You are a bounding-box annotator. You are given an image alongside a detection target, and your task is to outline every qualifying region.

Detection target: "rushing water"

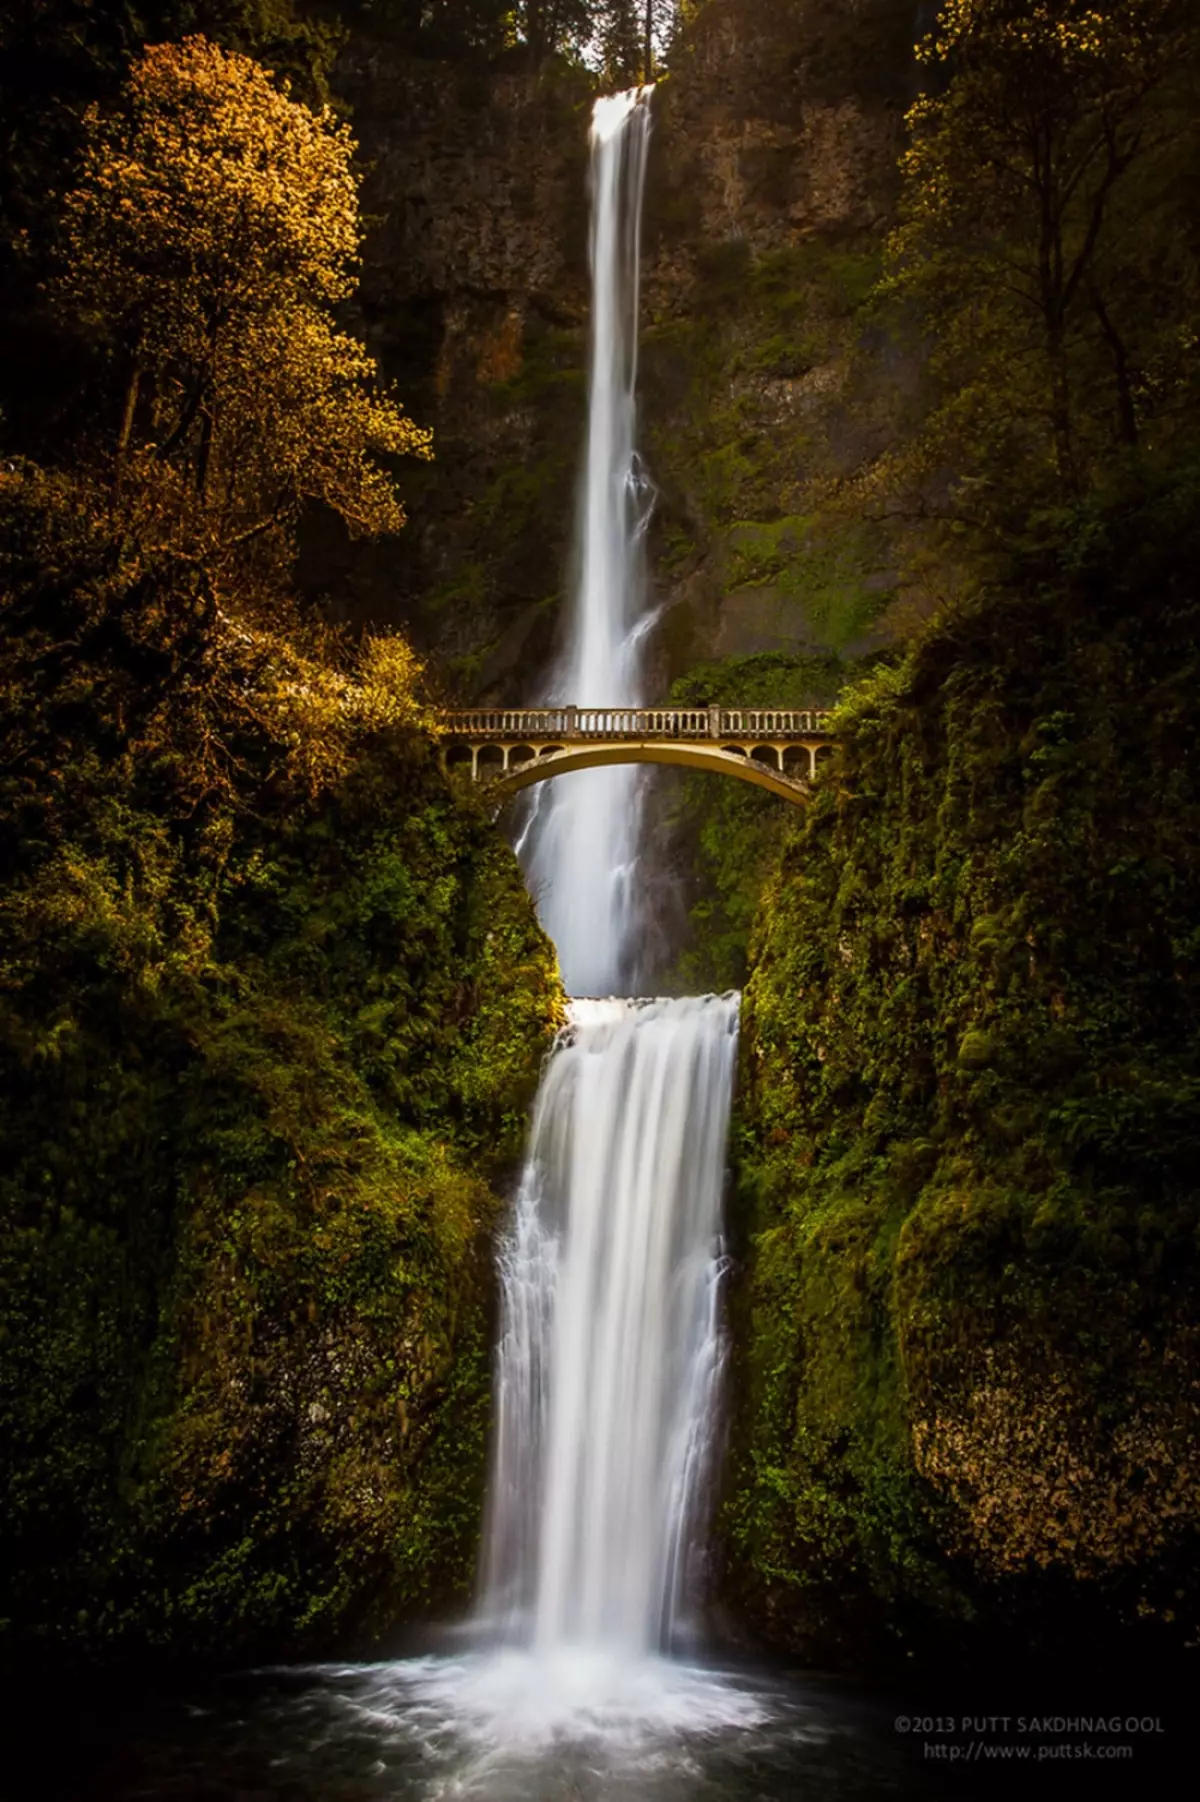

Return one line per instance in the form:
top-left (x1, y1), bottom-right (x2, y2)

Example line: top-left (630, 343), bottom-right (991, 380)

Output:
top-left (518, 87), bottom-right (656, 997)
top-left (364, 90), bottom-right (779, 1768)
top-left (480, 994), bottom-right (739, 1653)
top-left (408, 88), bottom-right (787, 1773)
top-left (23, 82), bottom-right (893, 1802)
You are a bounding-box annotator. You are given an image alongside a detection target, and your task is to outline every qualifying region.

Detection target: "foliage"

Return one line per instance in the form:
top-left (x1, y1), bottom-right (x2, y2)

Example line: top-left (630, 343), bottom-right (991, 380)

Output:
top-left (0, 20), bottom-right (561, 1664)
top-left (0, 7), bottom-right (342, 442)
top-left (0, 2), bottom-right (339, 221)
top-left (342, 2), bottom-right (668, 68)
top-left (633, 226), bottom-right (898, 995)
top-left (55, 37), bottom-right (431, 592)
top-left (724, 481), bottom-right (1200, 1661)
top-left (662, 653), bottom-right (847, 991)
top-left (591, 2), bottom-right (667, 80)
top-left (879, 0), bottom-right (1200, 547)
top-left (0, 467), bottom-right (562, 1666)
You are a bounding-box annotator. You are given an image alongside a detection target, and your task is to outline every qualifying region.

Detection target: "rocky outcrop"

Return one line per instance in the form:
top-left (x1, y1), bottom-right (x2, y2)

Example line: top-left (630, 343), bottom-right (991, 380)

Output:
top-left (305, 43), bottom-right (592, 681)
top-left (637, 2), bottom-right (919, 676)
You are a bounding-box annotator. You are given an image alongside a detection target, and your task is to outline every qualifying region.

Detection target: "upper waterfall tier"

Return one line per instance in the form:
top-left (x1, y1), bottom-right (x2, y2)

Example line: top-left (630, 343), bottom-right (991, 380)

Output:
top-left (518, 87), bottom-right (655, 998)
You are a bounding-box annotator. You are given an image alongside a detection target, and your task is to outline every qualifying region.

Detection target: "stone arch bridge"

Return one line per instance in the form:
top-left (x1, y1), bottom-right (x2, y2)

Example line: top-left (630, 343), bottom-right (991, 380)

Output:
top-left (439, 706), bottom-right (836, 804)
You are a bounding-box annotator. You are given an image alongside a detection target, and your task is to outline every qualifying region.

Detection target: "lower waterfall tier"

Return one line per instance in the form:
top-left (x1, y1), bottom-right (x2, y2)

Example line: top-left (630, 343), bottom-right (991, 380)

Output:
top-left (480, 993), bottom-right (740, 1653)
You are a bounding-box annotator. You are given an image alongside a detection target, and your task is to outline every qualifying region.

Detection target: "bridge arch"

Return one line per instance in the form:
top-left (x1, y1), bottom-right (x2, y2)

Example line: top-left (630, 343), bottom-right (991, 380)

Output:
top-left (484, 740), bottom-right (813, 805)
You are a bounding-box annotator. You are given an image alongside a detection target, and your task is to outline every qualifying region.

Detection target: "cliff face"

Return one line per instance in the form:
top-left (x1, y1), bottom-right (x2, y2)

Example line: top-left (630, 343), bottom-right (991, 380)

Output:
top-left (638, 1), bottom-right (916, 680)
top-left (723, 518), bottom-right (1200, 1665)
top-left (318, 0), bottom-right (920, 697)
top-left (301, 2), bottom-right (1200, 1672)
top-left (311, 43), bottom-right (591, 689)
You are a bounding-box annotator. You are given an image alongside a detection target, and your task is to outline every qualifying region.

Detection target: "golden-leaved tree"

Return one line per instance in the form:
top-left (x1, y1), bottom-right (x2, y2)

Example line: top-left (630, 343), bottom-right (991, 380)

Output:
top-left (57, 34), bottom-right (431, 584)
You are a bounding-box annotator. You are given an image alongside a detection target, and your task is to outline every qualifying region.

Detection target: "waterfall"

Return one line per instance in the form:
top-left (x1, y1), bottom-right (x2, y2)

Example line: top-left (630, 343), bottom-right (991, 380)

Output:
top-left (210, 81), bottom-right (772, 1771)
top-left (519, 87), bottom-right (655, 999)
top-left (480, 995), bottom-right (738, 1654)
top-left (469, 86), bottom-right (744, 1715)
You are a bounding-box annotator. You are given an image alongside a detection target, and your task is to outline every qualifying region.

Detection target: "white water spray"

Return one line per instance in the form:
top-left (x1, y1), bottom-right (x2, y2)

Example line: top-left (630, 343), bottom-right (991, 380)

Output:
top-left (520, 87), bottom-right (655, 998)
top-left (480, 995), bottom-right (738, 1655)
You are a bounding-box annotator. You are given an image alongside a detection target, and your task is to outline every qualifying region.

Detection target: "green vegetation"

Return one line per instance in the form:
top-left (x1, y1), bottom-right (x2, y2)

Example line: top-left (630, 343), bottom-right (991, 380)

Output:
top-left (636, 221), bottom-right (900, 991)
top-left (426, 318), bottom-right (586, 689)
top-left (723, 0), bottom-right (1200, 1663)
top-left (0, 37), bottom-right (561, 1669)
top-left (333, 3), bottom-right (671, 76)
top-left (0, 460), bottom-right (560, 1669)
top-left (640, 227), bottom-right (898, 709)
top-left (878, 0), bottom-right (1199, 563)
top-left (643, 237), bottom-right (880, 533)
top-left (725, 495), bottom-right (1200, 1659)
top-left (5, 0), bottom-right (1199, 1680)
top-left (719, 515), bottom-right (893, 650)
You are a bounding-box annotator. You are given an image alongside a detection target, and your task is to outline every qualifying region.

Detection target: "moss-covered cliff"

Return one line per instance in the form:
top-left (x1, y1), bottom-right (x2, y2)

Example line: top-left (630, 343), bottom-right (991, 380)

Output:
top-left (638, 0), bottom-right (917, 675)
top-left (0, 471), bottom-right (562, 1671)
top-left (722, 487), bottom-right (1200, 1664)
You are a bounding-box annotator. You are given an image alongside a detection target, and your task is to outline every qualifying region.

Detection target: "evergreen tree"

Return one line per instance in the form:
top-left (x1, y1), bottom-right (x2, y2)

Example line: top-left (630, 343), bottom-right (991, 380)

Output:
top-left (593, 2), bottom-right (669, 80)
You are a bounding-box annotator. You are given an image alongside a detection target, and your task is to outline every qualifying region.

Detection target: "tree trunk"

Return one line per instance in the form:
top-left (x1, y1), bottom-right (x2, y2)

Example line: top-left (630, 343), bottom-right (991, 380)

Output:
top-left (117, 362), bottom-right (142, 465)
top-left (1046, 314), bottom-right (1078, 491)
top-left (526, 1), bottom-right (544, 61)
top-left (1091, 287), bottom-right (1138, 447)
top-left (196, 408), bottom-right (214, 499)
top-left (1037, 155), bottom-right (1077, 493)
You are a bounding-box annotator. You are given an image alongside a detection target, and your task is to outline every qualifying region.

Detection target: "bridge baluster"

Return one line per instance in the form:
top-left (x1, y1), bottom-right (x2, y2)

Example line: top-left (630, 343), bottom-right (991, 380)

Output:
top-left (454, 704), bottom-right (809, 742)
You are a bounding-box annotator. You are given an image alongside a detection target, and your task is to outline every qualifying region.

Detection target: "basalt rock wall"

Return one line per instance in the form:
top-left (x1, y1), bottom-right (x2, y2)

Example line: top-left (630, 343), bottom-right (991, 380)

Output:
top-left (315, 0), bottom-right (921, 698)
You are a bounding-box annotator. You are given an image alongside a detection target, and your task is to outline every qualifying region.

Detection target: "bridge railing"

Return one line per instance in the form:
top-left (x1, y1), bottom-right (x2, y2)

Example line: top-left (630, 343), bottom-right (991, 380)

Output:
top-left (716, 709), bottom-right (833, 737)
top-left (441, 706), bottom-right (834, 740)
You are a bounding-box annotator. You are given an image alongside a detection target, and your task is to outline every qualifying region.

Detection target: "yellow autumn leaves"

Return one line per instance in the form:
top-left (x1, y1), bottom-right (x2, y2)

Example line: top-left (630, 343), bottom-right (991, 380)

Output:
top-left (23, 35), bottom-right (441, 799)
top-left (57, 36), bottom-right (431, 566)
top-left (920, 0), bottom-right (1175, 70)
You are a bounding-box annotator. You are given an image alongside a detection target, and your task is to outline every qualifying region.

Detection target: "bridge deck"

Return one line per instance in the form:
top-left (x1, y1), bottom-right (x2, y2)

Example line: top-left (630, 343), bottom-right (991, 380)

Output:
top-left (440, 705), bottom-right (834, 741)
